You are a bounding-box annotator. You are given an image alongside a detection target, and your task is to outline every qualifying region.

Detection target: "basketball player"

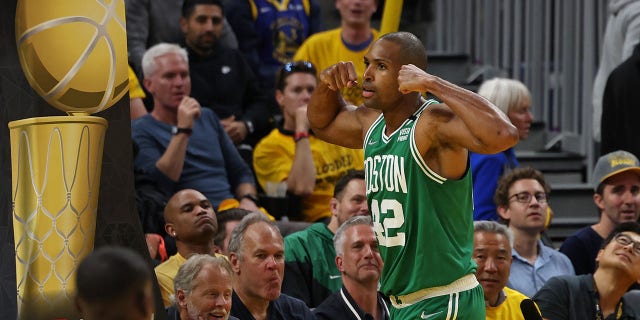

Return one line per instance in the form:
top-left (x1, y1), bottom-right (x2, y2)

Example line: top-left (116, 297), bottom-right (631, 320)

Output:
top-left (307, 31), bottom-right (518, 319)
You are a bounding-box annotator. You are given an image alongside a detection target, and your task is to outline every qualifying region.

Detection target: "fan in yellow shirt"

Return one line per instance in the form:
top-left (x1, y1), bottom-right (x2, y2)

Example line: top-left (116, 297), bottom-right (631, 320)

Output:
top-left (473, 221), bottom-right (542, 320)
top-left (293, 0), bottom-right (379, 106)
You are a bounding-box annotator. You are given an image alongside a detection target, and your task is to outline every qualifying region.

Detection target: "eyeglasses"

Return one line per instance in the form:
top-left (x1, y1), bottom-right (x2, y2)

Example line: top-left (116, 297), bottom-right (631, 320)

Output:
top-left (614, 233), bottom-right (640, 255)
top-left (508, 191), bottom-right (548, 204)
top-left (276, 61), bottom-right (317, 90)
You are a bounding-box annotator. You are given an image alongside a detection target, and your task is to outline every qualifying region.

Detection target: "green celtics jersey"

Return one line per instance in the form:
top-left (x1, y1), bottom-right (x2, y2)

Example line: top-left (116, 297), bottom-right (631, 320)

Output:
top-left (363, 99), bottom-right (476, 297)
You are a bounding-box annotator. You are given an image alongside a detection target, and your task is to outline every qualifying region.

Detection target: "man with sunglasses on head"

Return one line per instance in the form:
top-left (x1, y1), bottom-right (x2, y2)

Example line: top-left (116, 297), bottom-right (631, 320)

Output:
top-left (494, 167), bottom-right (575, 298)
top-left (560, 150), bottom-right (640, 276)
top-left (181, 0), bottom-right (271, 150)
top-left (533, 222), bottom-right (640, 320)
top-left (253, 61), bottom-right (364, 223)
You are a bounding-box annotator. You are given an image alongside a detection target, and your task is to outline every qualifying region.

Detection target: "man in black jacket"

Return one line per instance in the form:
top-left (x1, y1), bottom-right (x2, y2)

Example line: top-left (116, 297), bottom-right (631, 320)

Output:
top-left (228, 213), bottom-right (315, 319)
top-left (314, 216), bottom-right (390, 320)
top-left (534, 222), bottom-right (640, 319)
top-left (601, 43), bottom-right (640, 158)
top-left (180, 0), bottom-right (271, 149)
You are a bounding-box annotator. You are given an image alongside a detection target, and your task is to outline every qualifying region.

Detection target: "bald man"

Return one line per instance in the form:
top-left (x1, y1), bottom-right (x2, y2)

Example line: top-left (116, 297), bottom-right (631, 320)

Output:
top-left (155, 188), bottom-right (223, 307)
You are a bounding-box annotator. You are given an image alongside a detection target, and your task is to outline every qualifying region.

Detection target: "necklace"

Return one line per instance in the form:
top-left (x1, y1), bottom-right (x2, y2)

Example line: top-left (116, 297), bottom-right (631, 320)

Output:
top-left (593, 277), bottom-right (624, 320)
top-left (594, 300), bottom-right (623, 320)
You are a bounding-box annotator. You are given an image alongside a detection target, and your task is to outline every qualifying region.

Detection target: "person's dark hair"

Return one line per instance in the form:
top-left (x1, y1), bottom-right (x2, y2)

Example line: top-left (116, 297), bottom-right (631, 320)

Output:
top-left (182, 0), bottom-right (224, 18)
top-left (214, 208), bottom-right (251, 247)
top-left (494, 167), bottom-right (551, 207)
top-left (227, 212), bottom-right (280, 257)
top-left (379, 31), bottom-right (427, 71)
top-left (76, 246), bottom-right (151, 304)
top-left (333, 169), bottom-right (365, 199)
top-left (602, 221), bottom-right (640, 248)
top-left (275, 61), bottom-right (317, 91)
top-left (595, 183), bottom-right (606, 196)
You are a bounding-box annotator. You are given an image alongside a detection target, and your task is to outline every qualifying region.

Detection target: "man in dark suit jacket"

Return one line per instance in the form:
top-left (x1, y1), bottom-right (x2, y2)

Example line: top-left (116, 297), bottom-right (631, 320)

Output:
top-left (601, 43), bottom-right (640, 158)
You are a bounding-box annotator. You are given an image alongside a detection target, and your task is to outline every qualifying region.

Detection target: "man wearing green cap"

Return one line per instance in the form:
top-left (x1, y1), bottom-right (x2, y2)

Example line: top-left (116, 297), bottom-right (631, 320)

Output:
top-left (560, 150), bottom-right (640, 275)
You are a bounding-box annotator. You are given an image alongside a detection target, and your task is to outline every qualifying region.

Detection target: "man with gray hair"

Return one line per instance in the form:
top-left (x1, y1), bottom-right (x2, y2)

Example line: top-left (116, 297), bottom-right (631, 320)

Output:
top-left (168, 254), bottom-right (238, 320)
top-left (132, 42), bottom-right (260, 212)
top-left (314, 216), bottom-right (390, 320)
top-left (473, 221), bottom-right (540, 319)
top-left (283, 170), bottom-right (369, 307)
top-left (227, 213), bottom-right (315, 319)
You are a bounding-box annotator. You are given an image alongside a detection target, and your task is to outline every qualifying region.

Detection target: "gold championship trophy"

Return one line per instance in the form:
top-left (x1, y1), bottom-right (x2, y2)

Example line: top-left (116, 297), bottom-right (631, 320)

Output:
top-left (11, 0), bottom-right (128, 318)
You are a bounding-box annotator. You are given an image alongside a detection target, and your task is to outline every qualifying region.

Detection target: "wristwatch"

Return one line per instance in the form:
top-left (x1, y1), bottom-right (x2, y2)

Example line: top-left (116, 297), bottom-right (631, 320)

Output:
top-left (244, 120), bottom-right (255, 134)
top-left (171, 126), bottom-right (192, 136)
top-left (241, 193), bottom-right (259, 205)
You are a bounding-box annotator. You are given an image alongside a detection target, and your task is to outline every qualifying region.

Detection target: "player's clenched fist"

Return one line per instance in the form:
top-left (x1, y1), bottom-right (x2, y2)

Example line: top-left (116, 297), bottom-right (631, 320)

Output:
top-left (319, 61), bottom-right (359, 91)
top-left (398, 64), bottom-right (436, 94)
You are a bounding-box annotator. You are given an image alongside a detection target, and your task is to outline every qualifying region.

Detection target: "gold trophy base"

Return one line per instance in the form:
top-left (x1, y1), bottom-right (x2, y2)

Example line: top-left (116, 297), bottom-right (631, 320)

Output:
top-left (9, 116), bottom-right (108, 319)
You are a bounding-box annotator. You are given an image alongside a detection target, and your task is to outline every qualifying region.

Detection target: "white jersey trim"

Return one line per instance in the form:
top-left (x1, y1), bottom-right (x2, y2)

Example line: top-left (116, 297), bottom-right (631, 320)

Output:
top-left (363, 113), bottom-right (384, 149)
top-left (409, 100), bottom-right (446, 184)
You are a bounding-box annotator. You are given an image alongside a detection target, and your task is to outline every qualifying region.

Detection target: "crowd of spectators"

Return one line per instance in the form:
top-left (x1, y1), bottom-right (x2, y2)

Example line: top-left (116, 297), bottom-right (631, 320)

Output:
top-left (75, 0), bottom-right (640, 319)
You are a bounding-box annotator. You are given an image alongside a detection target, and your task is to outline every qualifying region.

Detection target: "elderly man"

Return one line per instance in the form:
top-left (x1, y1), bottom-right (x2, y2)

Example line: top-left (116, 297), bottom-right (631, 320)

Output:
top-left (228, 213), bottom-right (315, 319)
top-left (313, 216), bottom-right (390, 320)
top-left (168, 254), bottom-right (239, 320)
top-left (534, 222), bottom-right (640, 319)
top-left (155, 189), bottom-right (224, 307)
top-left (473, 221), bottom-right (540, 319)
top-left (132, 42), bottom-right (260, 211)
top-left (560, 150), bottom-right (640, 275)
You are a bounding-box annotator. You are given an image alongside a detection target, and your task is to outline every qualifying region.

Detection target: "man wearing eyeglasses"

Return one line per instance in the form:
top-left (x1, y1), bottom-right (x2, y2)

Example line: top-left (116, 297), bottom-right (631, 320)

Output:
top-left (533, 222), bottom-right (640, 320)
top-left (494, 167), bottom-right (575, 298)
top-left (181, 0), bottom-right (271, 149)
top-left (560, 150), bottom-right (640, 276)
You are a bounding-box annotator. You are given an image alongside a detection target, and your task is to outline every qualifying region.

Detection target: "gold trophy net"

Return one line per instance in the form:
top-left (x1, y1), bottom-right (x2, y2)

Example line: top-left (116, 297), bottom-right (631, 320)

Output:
top-left (11, 0), bottom-right (127, 318)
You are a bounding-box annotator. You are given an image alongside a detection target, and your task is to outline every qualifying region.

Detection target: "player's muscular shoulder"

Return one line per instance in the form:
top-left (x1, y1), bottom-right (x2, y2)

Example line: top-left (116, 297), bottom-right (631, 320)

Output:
top-left (424, 103), bottom-right (455, 122)
top-left (425, 147), bottom-right (468, 180)
top-left (356, 106), bottom-right (381, 128)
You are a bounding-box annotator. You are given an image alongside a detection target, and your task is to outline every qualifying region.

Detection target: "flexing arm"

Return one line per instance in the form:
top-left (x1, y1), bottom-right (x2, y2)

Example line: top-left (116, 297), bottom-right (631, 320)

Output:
top-left (307, 61), bottom-right (379, 148)
top-left (155, 97), bottom-right (201, 181)
top-left (399, 64), bottom-right (518, 154)
top-left (235, 183), bottom-right (260, 211)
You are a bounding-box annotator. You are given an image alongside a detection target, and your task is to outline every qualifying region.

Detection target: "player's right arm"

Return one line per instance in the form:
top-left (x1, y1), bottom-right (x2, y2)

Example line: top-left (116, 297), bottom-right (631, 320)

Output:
top-left (308, 61), bottom-right (379, 149)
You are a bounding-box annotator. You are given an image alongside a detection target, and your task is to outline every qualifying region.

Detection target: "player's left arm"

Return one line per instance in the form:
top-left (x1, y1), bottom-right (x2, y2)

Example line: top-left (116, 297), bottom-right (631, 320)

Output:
top-left (399, 64), bottom-right (518, 154)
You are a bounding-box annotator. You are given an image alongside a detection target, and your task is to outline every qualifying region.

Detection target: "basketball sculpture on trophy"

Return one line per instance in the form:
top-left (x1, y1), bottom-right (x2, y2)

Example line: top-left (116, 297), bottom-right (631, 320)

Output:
top-left (10, 0), bottom-right (128, 318)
